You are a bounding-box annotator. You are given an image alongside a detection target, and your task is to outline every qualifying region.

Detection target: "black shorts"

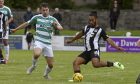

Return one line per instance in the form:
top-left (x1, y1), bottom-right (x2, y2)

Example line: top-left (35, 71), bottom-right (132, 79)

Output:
top-left (78, 49), bottom-right (100, 64)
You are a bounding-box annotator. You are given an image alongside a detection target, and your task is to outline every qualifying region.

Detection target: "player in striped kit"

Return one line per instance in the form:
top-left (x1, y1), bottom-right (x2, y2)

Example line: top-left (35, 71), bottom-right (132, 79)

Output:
top-left (66, 11), bottom-right (125, 79)
top-left (12, 3), bottom-right (63, 79)
top-left (0, 11), bottom-right (6, 64)
top-left (0, 0), bottom-right (13, 63)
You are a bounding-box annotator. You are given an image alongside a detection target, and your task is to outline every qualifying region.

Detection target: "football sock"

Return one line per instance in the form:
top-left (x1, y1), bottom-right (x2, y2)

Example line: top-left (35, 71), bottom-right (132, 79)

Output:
top-left (32, 58), bottom-right (37, 67)
top-left (74, 70), bottom-right (81, 73)
top-left (44, 65), bottom-right (52, 76)
top-left (4, 45), bottom-right (9, 60)
top-left (107, 61), bottom-right (113, 67)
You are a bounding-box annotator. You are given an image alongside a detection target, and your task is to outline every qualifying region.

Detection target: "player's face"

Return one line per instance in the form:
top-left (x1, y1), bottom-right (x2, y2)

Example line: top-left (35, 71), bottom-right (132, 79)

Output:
top-left (40, 7), bottom-right (49, 17)
top-left (0, 0), bottom-right (4, 7)
top-left (88, 16), bottom-right (97, 27)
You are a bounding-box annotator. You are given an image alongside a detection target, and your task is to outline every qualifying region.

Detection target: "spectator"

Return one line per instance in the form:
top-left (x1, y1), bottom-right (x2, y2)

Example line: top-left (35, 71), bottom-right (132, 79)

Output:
top-left (53, 8), bottom-right (62, 35)
top-left (23, 7), bottom-right (33, 34)
top-left (9, 19), bottom-right (16, 34)
top-left (109, 0), bottom-right (120, 32)
top-left (35, 7), bottom-right (41, 15)
top-left (26, 31), bottom-right (34, 50)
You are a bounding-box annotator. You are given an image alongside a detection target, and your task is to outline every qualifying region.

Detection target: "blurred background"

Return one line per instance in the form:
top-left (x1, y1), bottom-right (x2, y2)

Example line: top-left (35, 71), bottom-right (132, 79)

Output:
top-left (5, 0), bottom-right (140, 34)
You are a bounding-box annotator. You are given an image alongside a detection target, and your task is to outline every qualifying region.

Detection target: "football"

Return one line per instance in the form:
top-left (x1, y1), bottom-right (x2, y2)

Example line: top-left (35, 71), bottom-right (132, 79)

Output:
top-left (73, 73), bottom-right (83, 82)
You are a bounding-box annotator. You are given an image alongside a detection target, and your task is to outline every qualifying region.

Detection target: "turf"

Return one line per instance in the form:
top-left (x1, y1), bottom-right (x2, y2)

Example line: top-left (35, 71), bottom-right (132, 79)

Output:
top-left (0, 50), bottom-right (139, 84)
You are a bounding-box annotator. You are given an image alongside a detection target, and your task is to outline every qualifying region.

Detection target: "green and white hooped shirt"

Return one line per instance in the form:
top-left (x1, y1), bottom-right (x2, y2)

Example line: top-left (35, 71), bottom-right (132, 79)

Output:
top-left (28, 14), bottom-right (61, 45)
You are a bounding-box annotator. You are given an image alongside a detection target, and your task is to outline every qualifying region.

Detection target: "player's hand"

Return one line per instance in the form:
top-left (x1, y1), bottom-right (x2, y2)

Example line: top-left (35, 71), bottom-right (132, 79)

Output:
top-left (11, 29), bottom-right (17, 33)
top-left (137, 39), bottom-right (140, 47)
top-left (52, 21), bottom-right (58, 27)
top-left (65, 40), bottom-right (73, 44)
top-left (117, 47), bottom-right (125, 51)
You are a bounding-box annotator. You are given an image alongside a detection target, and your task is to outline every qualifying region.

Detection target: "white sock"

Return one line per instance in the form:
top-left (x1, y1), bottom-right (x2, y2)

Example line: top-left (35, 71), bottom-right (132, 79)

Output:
top-left (32, 58), bottom-right (37, 67)
top-left (44, 65), bottom-right (52, 76)
top-left (4, 45), bottom-right (9, 60)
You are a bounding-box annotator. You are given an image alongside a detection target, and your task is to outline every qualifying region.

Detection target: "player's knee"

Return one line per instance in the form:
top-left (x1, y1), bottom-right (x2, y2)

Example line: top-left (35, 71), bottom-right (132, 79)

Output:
top-left (73, 60), bottom-right (80, 66)
top-left (34, 54), bottom-right (40, 59)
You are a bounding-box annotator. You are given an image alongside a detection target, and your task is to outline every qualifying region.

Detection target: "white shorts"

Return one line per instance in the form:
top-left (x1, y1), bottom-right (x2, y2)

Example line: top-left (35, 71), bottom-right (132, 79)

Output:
top-left (34, 41), bottom-right (54, 57)
top-left (3, 30), bottom-right (9, 39)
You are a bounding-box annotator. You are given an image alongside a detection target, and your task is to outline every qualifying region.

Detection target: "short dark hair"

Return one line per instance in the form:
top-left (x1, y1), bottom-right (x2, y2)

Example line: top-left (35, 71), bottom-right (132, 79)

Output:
top-left (40, 3), bottom-right (49, 8)
top-left (89, 11), bottom-right (97, 18)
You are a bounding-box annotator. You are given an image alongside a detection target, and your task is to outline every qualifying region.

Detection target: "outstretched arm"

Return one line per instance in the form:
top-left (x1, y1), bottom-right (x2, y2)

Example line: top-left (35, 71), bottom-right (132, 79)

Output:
top-left (66, 31), bottom-right (84, 44)
top-left (52, 21), bottom-right (63, 30)
top-left (106, 38), bottom-right (124, 51)
top-left (12, 22), bottom-right (29, 33)
top-left (137, 39), bottom-right (140, 46)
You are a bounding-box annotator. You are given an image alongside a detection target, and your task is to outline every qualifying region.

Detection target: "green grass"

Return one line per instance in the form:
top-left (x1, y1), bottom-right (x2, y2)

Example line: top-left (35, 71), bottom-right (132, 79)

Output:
top-left (0, 50), bottom-right (139, 84)
top-left (12, 29), bottom-right (140, 36)
top-left (107, 30), bottom-right (140, 36)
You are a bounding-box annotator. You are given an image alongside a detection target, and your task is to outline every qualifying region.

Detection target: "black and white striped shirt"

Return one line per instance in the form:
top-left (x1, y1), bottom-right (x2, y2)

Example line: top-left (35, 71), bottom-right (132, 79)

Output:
top-left (0, 12), bottom-right (6, 38)
top-left (83, 25), bottom-right (109, 51)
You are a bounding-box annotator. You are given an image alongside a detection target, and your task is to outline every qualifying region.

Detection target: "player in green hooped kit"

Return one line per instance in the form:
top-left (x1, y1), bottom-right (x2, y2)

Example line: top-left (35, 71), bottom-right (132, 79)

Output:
top-left (12, 3), bottom-right (63, 79)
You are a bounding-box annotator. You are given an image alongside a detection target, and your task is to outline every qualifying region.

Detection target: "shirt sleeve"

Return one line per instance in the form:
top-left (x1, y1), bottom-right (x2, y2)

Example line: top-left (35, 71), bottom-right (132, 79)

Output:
top-left (7, 7), bottom-right (13, 19)
top-left (52, 17), bottom-right (62, 28)
top-left (27, 15), bottom-right (37, 25)
top-left (100, 29), bottom-right (109, 41)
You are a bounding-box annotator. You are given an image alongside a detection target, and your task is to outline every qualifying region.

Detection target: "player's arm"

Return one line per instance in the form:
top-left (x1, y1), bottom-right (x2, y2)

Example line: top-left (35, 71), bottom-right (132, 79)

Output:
top-left (6, 8), bottom-right (14, 26)
top-left (106, 38), bottom-right (124, 51)
top-left (137, 39), bottom-right (140, 46)
top-left (6, 17), bottom-right (13, 26)
top-left (12, 22), bottom-right (29, 33)
top-left (52, 21), bottom-right (63, 30)
top-left (66, 31), bottom-right (84, 44)
top-left (101, 29), bottom-right (124, 51)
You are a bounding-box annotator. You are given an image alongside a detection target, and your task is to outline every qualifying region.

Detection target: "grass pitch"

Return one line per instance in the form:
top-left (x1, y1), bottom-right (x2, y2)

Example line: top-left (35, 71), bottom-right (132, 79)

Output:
top-left (0, 50), bottom-right (139, 84)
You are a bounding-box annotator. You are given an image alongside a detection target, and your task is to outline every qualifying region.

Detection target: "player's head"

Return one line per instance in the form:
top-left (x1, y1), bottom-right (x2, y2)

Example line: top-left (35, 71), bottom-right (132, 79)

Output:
top-left (0, 0), bottom-right (4, 7)
top-left (88, 11), bottom-right (98, 27)
top-left (40, 3), bottom-right (49, 17)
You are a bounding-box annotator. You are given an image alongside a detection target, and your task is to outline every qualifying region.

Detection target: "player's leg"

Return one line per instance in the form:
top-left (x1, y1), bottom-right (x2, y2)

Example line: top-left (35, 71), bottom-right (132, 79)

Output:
top-left (44, 57), bottom-right (53, 79)
top-left (3, 32), bottom-right (9, 63)
top-left (68, 51), bottom-right (90, 82)
top-left (73, 57), bottom-right (85, 73)
top-left (43, 44), bottom-right (54, 79)
top-left (92, 57), bottom-right (110, 68)
top-left (113, 18), bottom-right (118, 30)
top-left (28, 42), bottom-right (31, 50)
top-left (92, 58), bottom-right (124, 69)
top-left (27, 41), bottom-right (42, 74)
top-left (91, 50), bottom-right (124, 69)
top-left (91, 50), bottom-right (107, 68)
top-left (0, 48), bottom-right (4, 59)
top-left (73, 51), bottom-right (91, 73)
top-left (0, 48), bottom-right (6, 64)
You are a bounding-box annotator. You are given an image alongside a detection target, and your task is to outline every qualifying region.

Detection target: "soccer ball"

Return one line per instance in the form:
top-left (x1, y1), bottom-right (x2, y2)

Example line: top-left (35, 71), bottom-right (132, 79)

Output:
top-left (73, 73), bottom-right (83, 82)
